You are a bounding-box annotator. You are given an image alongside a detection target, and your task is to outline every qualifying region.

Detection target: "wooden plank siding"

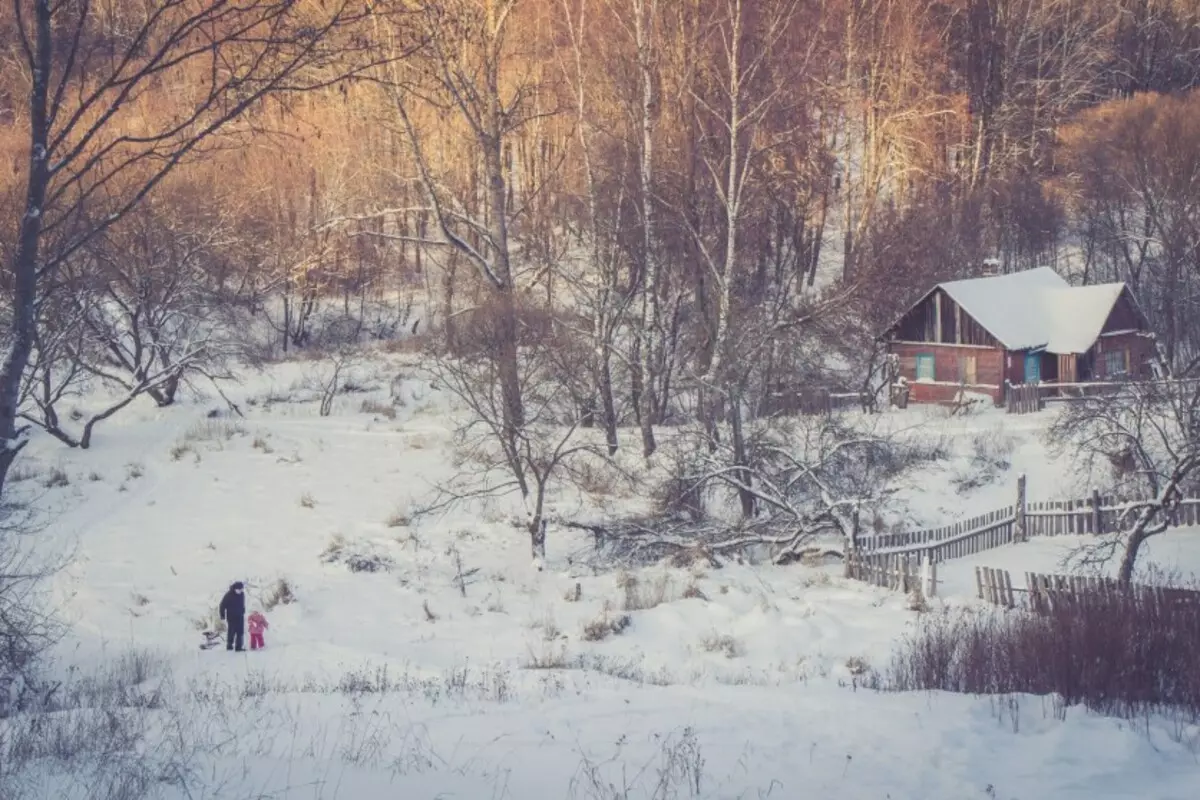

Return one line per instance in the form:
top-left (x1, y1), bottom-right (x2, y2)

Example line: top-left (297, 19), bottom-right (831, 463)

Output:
top-left (891, 289), bottom-right (999, 347)
top-left (889, 341), bottom-right (1006, 404)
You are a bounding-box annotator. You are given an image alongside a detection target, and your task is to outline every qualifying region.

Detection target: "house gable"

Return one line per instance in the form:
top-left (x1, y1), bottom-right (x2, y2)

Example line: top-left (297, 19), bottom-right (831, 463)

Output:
top-left (887, 288), bottom-right (1000, 347)
top-left (1099, 287), bottom-right (1149, 335)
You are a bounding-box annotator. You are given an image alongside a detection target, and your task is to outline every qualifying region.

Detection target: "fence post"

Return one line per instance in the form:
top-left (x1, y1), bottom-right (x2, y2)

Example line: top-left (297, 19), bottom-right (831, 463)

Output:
top-left (843, 535), bottom-right (854, 578)
top-left (1014, 473), bottom-right (1028, 543)
top-left (1091, 488), bottom-right (1103, 535)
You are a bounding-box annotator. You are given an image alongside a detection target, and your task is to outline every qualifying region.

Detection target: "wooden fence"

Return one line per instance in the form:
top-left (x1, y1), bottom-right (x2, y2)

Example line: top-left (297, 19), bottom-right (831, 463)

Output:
top-left (1004, 381), bottom-right (1043, 414)
top-left (976, 567), bottom-right (1200, 614)
top-left (844, 549), bottom-right (937, 597)
top-left (760, 388), bottom-right (866, 417)
top-left (853, 474), bottom-right (1200, 568)
top-left (1004, 377), bottom-right (1200, 415)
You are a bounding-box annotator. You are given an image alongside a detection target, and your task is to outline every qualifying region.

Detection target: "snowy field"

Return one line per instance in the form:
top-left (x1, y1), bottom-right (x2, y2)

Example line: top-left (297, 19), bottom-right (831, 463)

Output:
top-left (8, 350), bottom-right (1200, 799)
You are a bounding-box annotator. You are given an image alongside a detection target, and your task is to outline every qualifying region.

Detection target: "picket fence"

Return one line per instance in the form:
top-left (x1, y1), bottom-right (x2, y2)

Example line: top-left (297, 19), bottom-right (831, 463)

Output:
top-left (843, 549), bottom-right (937, 598)
top-left (853, 474), bottom-right (1200, 568)
top-left (976, 567), bottom-right (1200, 614)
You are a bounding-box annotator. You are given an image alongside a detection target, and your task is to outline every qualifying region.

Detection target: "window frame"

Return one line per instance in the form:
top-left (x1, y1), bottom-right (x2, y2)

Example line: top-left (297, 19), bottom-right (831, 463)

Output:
top-left (915, 353), bottom-right (935, 381)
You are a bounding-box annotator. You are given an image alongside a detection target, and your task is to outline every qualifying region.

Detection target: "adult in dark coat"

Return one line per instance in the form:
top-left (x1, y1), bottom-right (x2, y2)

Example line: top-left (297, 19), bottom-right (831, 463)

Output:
top-left (219, 581), bottom-right (246, 651)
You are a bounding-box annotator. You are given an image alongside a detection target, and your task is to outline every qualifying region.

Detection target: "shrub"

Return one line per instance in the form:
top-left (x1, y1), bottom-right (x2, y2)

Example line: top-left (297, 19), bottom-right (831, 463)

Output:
top-left (262, 578), bottom-right (296, 611)
top-left (43, 467), bottom-right (70, 488)
top-left (953, 429), bottom-right (1016, 493)
top-left (183, 418), bottom-right (246, 443)
top-left (359, 398), bottom-right (397, 420)
top-left (582, 609), bottom-right (631, 642)
top-left (320, 534), bottom-right (394, 573)
top-left (619, 572), bottom-right (672, 611)
top-left (299, 492), bottom-right (316, 509)
top-left (125, 462), bottom-right (145, 480)
top-left (700, 633), bottom-right (742, 659)
top-left (525, 644), bottom-right (571, 669)
top-left (8, 462), bottom-right (43, 483)
top-left (872, 595), bottom-right (1200, 723)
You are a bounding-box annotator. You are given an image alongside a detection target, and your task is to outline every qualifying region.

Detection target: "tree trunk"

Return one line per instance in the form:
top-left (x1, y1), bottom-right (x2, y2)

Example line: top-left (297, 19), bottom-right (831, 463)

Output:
top-left (80, 392), bottom-right (143, 449)
top-left (729, 392), bottom-right (755, 518)
top-left (0, 0), bottom-right (52, 495)
top-left (634, 0), bottom-right (659, 459)
top-left (598, 347), bottom-right (619, 455)
top-left (1118, 525), bottom-right (1155, 585)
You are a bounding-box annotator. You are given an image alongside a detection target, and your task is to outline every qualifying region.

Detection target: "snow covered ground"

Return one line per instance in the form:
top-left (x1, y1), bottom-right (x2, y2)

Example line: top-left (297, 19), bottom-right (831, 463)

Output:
top-left (8, 350), bottom-right (1200, 799)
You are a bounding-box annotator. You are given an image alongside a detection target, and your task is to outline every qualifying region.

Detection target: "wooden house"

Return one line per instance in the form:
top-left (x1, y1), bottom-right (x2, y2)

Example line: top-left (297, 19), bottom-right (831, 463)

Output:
top-left (881, 267), bottom-right (1156, 405)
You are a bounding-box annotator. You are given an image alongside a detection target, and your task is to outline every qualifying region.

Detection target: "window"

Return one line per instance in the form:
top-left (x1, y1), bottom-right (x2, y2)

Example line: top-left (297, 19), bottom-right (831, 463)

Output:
top-left (915, 353), bottom-right (935, 381)
top-left (1105, 348), bottom-right (1129, 377)
top-left (958, 355), bottom-right (977, 385)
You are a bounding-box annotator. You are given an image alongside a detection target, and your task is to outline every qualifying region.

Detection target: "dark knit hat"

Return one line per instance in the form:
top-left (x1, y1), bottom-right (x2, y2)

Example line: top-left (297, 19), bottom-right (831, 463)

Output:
top-left (232, 581), bottom-right (244, 590)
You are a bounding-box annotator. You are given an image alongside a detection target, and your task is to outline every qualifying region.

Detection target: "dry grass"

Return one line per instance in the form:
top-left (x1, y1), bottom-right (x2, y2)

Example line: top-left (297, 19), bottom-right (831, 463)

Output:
top-left (422, 599), bottom-right (438, 622)
top-left (582, 606), bottom-right (632, 642)
top-left (525, 643), bottom-right (571, 669)
top-left (384, 506), bottom-right (410, 528)
top-left (872, 594), bottom-right (1200, 725)
top-left (262, 578), bottom-right (296, 611)
top-left (700, 632), bottom-right (742, 659)
top-left (534, 611), bottom-right (562, 641)
top-left (9, 462), bottom-right (44, 483)
top-left (125, 461), bottom-right (145, 480)
top-left (182, 418), bottom-right (246, 444)
top-left (619, 572), bottom-right (672, 611)
top-left (845, 656), bottom-right (870, 676)
top-left (359, 398), bottom-right (398, 420)
top-left (682, 582), bottom-right (709, 601)
top-left (252, 435), bottom-right (274, 454)
top-left (43, 467), bottom-right (70, 488)
top-left (299, 491), bottom-right (317, 508)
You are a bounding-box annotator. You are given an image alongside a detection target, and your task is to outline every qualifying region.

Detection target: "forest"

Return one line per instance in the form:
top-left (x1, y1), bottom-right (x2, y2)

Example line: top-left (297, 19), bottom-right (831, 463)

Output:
top-left (2, 0), bottom-right (1200, 509)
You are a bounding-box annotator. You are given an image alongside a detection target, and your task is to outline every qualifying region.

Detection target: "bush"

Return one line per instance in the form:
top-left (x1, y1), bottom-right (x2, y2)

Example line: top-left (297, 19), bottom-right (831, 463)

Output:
top-left (872, 595), bottom-right (1200, 722)
top-left (619, 572), bottom-right (672, 611)
top-left (359, 398), bottom-right (397, 420)
top-left (953, 429), bottom-right (1016, 493)
top-left (319, 535), bottom-right (394, 573)
top-left (700, 632), bottom-right (741, 659)
top-left (42, 467), bottom-right (70, 488)
top-left (262, 578), bottom-right (296, 611)
top-left (582, 610), bottom-right (631, 642)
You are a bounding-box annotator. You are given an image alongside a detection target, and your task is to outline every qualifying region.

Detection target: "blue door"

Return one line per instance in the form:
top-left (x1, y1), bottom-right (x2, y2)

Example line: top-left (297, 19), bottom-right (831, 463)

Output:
top-left (1023, 352), bottom-right (1042, 383)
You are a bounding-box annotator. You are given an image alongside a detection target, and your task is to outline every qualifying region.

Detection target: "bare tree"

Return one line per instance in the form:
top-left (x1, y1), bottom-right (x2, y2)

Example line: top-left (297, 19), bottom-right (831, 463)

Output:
top-left (417, 318), bottom-right (622, 564)
top-left (555, 0), bottom-right (633, 456)
top-left (572, 413), bottom-right (932, 567)
top-left (0, 0), bottom-right (379, 493)
top-left (374, 0), bottom-right (546, 481)
top-left (1049, 378), bottom-right (1200, 583)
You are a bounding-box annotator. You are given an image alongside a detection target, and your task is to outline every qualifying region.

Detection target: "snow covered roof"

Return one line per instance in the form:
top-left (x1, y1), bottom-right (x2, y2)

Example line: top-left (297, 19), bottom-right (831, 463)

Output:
top-left (935, 267), bottom-right (1131, 355)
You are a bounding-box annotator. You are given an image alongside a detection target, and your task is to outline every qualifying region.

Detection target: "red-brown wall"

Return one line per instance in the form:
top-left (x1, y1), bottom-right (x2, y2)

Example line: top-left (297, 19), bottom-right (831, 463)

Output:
top-left (1093, 332), bottom-right (1156, 380)
top-left (889, 342), bottom-right (1005, 404)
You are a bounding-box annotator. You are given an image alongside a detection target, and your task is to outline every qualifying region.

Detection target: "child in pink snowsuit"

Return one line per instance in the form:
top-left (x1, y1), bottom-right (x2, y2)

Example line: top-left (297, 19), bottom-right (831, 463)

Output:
top-left (247, 610), bottom-right (269, 650)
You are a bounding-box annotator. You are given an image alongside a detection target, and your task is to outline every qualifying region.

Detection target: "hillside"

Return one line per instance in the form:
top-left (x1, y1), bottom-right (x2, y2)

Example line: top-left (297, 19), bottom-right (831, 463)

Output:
top-left (4, 350), bottom-right (1197, 799)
